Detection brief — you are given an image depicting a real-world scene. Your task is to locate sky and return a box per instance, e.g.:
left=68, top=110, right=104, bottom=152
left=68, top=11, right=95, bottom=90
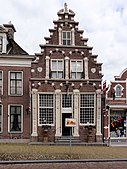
left=0, top=0, right=127, bottom=84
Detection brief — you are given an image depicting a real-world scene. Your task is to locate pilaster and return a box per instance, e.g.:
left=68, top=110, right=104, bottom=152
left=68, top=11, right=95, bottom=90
left=31, top=89, right=38, bottom=141
left=55, top=89, right=62, bottom=137
left=73, top=89, right=79, bottom=137
left=96, top=89, right=102, bottom=142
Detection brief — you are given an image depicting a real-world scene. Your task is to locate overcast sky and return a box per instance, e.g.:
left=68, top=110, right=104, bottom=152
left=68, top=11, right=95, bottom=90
left=0, top=0, right=127, bottom=83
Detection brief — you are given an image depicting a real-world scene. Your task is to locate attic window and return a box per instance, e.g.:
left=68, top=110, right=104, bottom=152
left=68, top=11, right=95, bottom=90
left=0, top=36, right=3, bottom=53
left=62, top=31, right=71, bottom=45
left=116, top=85, right=122, bottom=97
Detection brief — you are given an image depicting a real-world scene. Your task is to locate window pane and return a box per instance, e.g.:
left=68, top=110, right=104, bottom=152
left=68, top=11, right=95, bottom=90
left=62, top=94, right=72, bottom=108
left=77, top=61, right=82, bottom=71
left=77, top=72, right=82, bottom=79
left=71, top=61, right=76, bottom=72
left=51, top=72, right=57, bottom=78
left=58, top=72, right=63, bottom=79
left=67, top=32, right=71, bottom=38
left=63, top=32, right=66, bottom=38
left=52, top=61, right=57, bottom=70
left=58, top=61, right=63, bottom=70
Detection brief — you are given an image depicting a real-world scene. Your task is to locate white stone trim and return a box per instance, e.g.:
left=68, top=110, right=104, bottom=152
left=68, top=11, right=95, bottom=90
left=71, top=28, right=75, bottom=46
left=58, top=27, right=62, bottom=45
left=96, top=89, right=102, bottom=136
left=73, top=89, right=79, bottom=137
left=84, top=57, right=89, bottom=79
left=55, top=89, right=62, bottom=137
left=45, top=56, right=50, bottom=79
left=65, top=56, right=69, bottom=79
left=31, top=89, right=38, bottom=137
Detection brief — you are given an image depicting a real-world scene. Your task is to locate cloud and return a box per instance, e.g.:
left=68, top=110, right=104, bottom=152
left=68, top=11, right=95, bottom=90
left=0, top=0, right=127, bottom=82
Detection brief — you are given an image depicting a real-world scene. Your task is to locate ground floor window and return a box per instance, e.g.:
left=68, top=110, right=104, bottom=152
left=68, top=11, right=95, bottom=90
left=39, top=94, right=54, bottom=125
left=0, top=105, right=2, bottom=132
left=9, top=105, right=22, bottom=132
left=110, top=110, right=126, bottom=137
left=80, top=94, right=95, bottom=125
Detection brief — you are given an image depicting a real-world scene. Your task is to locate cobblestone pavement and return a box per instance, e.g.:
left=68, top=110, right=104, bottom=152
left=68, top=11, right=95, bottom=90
left=0, top=162, right=127, bottom=169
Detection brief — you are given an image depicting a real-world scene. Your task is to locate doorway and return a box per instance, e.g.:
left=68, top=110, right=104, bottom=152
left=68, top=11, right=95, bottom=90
left=62, top=113, right=72, bottom=136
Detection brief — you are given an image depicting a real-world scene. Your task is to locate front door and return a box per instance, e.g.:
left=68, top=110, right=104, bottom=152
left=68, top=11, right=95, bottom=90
left=62, top=113, right=72, bottom=136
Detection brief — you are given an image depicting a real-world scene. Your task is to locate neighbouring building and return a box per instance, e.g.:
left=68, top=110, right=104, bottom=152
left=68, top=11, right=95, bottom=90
left=0, top=22, right=34, bottom=142
left=105, top=69, right=127, bottom=145
left=0, top=4, right=104, bottom=144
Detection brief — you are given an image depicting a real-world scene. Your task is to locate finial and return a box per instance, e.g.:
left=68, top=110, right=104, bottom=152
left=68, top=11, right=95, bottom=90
left=8, top=21, right=12, bottom=24
left=64, top=3, right=68, bottom=12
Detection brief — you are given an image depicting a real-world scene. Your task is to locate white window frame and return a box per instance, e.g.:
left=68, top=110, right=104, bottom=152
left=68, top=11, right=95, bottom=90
left=8, top=71, right=23, bottom=96
left=0, top=104, right=3, bottom=133
left=70, top=60, right=83, bottom=79
left=0, top=33, right=7, bottom=54
left=0, top=71, right=3, bottom=95
left=38, top=93, right=54, bottom=126
left=80, top=93, right=95, bottom=126
left=51, top=59, right=64, bottom=79
left=62, top=31, right=71, bottom=45
left=8, top=104, right=23, bottom=133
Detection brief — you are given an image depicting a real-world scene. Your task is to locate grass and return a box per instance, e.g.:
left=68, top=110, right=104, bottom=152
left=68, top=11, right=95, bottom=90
left=0, top=143, right=127, bottom=160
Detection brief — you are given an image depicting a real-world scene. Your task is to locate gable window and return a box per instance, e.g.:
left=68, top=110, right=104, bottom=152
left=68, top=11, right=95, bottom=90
left=9, top=105, right=22, bottom=132
left=62, top=31, right=71, bottom=45
left=51, top=60, right=63, bottom=79
left=116, top=85, right=122, bottom=97
left=39, top=94, right=54, bottom=125
left=80, top=94, right=95, bottom=125
left=0, top=71, right=3, bottom=95
left=0, top=36, right=3, bottom=53
left=9, top=72, right=23, bottom=95
left=0, top=105, right=2, bottom=132
left=70, top=60, right=83, bottom=79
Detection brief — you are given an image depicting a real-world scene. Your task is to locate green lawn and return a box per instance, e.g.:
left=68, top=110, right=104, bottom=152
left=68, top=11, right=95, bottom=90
left=0, top=143, right=127, bottom=160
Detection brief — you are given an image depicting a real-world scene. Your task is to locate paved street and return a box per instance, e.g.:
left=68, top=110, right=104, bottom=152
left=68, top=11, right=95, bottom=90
left=0, top=161, right=127, bottom=169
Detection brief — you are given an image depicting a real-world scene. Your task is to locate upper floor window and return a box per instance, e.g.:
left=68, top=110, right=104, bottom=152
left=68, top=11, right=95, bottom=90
left=80, top=94, right=95, bottom=125
left=0, top=36, right=3, bottom=53
left=0, top=71, right=3, bottom=95
left=62, top=31, right=71, bottom=45
left=51, top=60, right=64, bottom=79
left=39, top=94, right=54, bottom=125
left=70, top=60, right=83, bottom=79
left=116, top=85, right=122, bottom=97
left=9, top=105, right=22, bottom=132
left=9, top=72, right=23, bottom=95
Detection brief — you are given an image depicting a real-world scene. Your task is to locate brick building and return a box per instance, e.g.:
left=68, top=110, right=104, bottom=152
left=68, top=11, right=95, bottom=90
left=0, top=4, right=104, bottom=143
left=105, top=69, right=127, bottom=145
left=0, top=22, right=34, bottom=142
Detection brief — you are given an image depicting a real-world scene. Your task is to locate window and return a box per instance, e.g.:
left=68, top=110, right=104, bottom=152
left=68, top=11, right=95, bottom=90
left=0, top=71, right=3, bottom=95
left=70, top=60, right=83, bottom=79
left=51, top=60, right=63, bottom=79
left=80, top=94, right=95, bottom=125
left=62, top=94, right=72, bottom=108
left=0, top=36, right=3, bottom=53
left=9, top=72, right=23, bottom=95
left=9, top=105, right=22, bottom=132
left=116, top=85, right=122, bottom=97
left=39, top=94, right=54, bottom=125
left=0, top=105, right=2, bottom=132
left=62, top=31, right=71, bottom=45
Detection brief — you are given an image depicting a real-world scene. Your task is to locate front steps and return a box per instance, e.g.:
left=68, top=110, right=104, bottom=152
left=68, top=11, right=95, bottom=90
left=55, top=136, right=81, bottom=145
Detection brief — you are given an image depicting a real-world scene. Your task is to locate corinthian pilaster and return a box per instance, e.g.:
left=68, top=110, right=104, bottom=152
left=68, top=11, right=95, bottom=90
left=31, top=89, right=38, bottom=141
left=96, top=89, right=102, bottom=142
left=73, top=89, right=79, bottom=137
left=55, top=89, right=61, bottom=137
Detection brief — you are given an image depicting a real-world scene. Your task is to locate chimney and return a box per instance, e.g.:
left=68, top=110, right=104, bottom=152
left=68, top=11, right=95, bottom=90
left=3, top=21, right=16, bottom=39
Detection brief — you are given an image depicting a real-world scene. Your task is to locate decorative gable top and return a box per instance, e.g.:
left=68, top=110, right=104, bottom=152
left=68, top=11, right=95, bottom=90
left=57, top=3, right=75, bottom=16
left=0, top=25, right=8, bottom=33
